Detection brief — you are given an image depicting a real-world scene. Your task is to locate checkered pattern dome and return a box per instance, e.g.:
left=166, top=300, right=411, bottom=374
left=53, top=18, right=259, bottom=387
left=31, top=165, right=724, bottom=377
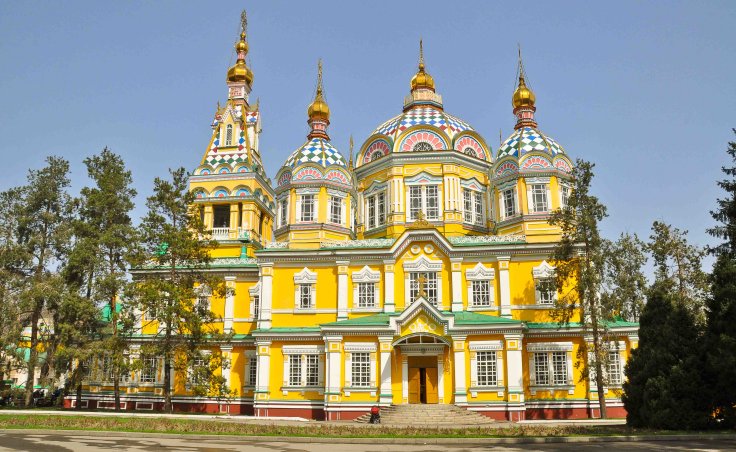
left=284, top=137, right=347, bottom=169
left=371, top=107, right=474, bottom=142
left=497, top=127, right=566, bottom=159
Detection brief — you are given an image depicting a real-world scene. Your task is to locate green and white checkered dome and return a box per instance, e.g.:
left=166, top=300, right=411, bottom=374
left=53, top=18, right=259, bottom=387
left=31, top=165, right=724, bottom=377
left=284, top=137, right=347, bottom=169
left=497, top=126, right=566, bottom=159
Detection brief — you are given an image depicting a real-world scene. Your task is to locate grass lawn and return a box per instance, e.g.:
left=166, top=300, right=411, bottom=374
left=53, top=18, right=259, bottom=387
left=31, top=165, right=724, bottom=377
left=0, top=414, right=714, bottom=438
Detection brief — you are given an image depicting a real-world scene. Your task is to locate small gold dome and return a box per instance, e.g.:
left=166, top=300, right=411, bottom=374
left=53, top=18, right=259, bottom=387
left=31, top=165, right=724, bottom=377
left=308, top=60, right=330, bottom=121
left=410, top=39, right=435, bottom=92
left=227, top=32, right=254, bottom=85
left=512, top=75, right=535, bottom=109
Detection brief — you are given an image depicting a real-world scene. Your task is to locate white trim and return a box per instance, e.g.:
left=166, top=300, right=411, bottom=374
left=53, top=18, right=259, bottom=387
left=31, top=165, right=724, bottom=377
left=469, top=340, right=503, bottom=351
left=527, top=342, right=573, bottom=352
left=351, top=265, right=381, bottom=283
left=282, top=345, right=325, bottom=355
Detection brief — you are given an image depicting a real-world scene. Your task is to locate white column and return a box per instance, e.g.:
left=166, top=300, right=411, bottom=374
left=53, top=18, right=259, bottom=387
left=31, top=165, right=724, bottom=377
left=324, top=336, right=342, bottom=404
left=254, top=340, right=271, bottom=409
left=224, top=276, right=236, bottom=333
left=336, top=261, right=349, bottom=320
left=401, top=356, right=409, bottom=403
left=504, top=334, right=524, bottom=413
left=258, top=263, right=273, bottom=329
left=452, top=336, right=467, bottom=404
left=498, top=256, right=511, bottom=317
left=451, top=257, right=463, bottom=312
left=383, top=260, right=395, bottom=313
left=379, top=337, right=393, bottom=405
left=220, top=345, right=233, bottom=390
left=437, top=354, right=445, bottom=403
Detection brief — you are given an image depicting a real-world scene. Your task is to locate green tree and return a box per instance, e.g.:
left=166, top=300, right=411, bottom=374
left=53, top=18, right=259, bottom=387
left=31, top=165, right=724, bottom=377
left=64, top=148, right=140, bottom=410
left=648, top=221, right=709, bottom=324
left=622, top=281, right=708, bottom=429
left=704, top=129, right=736, bottom=427
left=601, top=233, right=647, bottom=322
left=549, top=159, right=618, bottom=418
left=15, top=157, right=74, bottom=406
left=131, top=168, right=226, bottom=413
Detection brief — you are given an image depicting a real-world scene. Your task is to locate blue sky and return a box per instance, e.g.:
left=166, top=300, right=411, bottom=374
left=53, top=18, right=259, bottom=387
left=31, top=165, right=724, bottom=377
left=1, top=1, right=734, bottom=254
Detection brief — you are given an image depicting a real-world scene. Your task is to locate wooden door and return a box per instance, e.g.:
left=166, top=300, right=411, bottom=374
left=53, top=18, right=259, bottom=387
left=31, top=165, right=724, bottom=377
left=408, top=367, right=420, bottom=404
left=425, top=367, right=439, bottom=404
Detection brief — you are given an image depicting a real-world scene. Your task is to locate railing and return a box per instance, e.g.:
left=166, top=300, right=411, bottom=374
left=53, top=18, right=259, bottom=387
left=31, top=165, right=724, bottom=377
left=208, top=227, right=255, bottom=241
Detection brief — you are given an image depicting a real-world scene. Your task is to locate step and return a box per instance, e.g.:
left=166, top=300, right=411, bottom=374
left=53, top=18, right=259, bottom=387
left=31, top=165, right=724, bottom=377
left=354, top=404, right=495, bottom=425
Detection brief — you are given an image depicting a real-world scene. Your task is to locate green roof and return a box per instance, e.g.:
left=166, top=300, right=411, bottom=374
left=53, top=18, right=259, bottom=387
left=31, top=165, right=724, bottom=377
left=450, top=311, right=523, bottom=325
left=252, top=327, right=321, bottom=334
left=322, top=313, right=392, bottom=327
left=526, top=319, right=639, bottom=330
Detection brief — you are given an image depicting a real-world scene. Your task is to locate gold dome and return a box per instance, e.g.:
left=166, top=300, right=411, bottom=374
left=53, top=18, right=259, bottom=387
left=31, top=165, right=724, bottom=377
left=227, top=32, right=254, bottom=85
left=308, top=60, right=330, bottom=121
left=512, top=74, right=535, bottom=109
left=410, top=39, right=435, bottom=92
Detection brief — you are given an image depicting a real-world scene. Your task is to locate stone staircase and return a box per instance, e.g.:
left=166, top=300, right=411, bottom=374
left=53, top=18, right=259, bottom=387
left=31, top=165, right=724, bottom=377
left=353, top=404, right=496, bottom=427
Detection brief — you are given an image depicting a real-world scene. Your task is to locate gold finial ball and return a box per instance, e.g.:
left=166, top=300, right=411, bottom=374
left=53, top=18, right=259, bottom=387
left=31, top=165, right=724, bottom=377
left=227, top=61, right=254, bottom=85
left=512, top=77, right=535, bottom=109
left=308, top=96, right=330, bottom=121
left=411, top=70, right=435, bottom=92
left=235, top=39, right=248, bottom=54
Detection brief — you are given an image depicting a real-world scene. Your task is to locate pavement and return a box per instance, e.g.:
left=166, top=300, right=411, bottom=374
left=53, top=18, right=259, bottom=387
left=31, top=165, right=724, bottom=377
left=0, top=430, right=735, bottom=451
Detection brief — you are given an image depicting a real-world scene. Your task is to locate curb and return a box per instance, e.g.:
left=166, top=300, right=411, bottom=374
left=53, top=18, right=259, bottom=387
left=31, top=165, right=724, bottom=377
left=1, top=429, right=735, bottom=445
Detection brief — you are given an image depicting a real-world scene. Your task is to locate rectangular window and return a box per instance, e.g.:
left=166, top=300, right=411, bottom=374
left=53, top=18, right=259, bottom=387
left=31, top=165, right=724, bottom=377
left=377, top=192, right=386, bottom=226
left=305, top=355, right=319, bottom=386
left=351, top=352, right=371, bottom=388
left=463, top=190, right=473, bottom=223
left=252, top=294, right=260, bottom=319
left=476, top=351, right=497, bottom=387
left=503, top=188, right=516, bottom=218
left=329, top=196, right=342, bottom=225
left=537, top=279, right=555, bottom=305
left=471, top=280, right=492, bottom=307
left=425, top=185, right=439, bottom=219
left=298, top=284, right=313, bottom=309
left=140, top=356, right=157, bottom=384
left=196, top=288, right=211, bottom=313
left=357, top=283, right=376, bottom=308
left=533, top=352, right=549, bottom=386
left=213, top=205, right=230, bottom=228
left=552, top=352, right=568, bottom=385
left=225, top=124, right=233, bottom=146
left=288, top=355, right=302, bottom=386
left=409, top=186, right=422, bottom=220
left=607, top=351, right=622, bottom=386
left=300, top=195, right=315, bottom=222
left=248, top=356, right=258, bottom=386
left=409, top=272, right=438, bottom=306
left=188, top=356, right=207, bottom=386
left=531, top=184, right=548, bottom=213
left=560, top=185, right=570, bottom=209
left=367, top=196, right=376, bottom=229
left=473, top=191, right=483, bottom=225
left=279, top=200, right=288, bottom=227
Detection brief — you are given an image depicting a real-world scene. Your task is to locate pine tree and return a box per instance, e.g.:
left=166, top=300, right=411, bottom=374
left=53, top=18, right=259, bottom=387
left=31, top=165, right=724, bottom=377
left=601, top=233, right=647, bottom=322
left=64, top=148, right=140, bottom=410
left=131, top=168, right=225, bottom=413
left=15, top=157, right=74, bottom=406
left=623, top=281, right=708, bottom=429
left=704, top=129, right=736, bottom=427
left=549, top=159, right=615, bottom=418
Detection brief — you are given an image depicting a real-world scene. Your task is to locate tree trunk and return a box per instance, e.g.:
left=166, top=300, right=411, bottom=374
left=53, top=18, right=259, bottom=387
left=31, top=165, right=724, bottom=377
left=75, top=363, right=83, bottom=411
left=591, top=321, right=608, bottom=419
left=24, top=307, right=40, bottom=407
left=112, top=297, right=121, bottom=412
left=163, top=353, right=172, bottom=413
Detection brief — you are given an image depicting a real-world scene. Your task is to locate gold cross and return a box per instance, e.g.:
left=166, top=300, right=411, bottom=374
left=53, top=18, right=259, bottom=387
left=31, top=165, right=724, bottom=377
left=416, top=275, right=427, bottom=299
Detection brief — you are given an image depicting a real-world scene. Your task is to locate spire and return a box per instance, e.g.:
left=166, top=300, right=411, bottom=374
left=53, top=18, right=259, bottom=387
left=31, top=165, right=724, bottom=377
left=307, top=59, right=330, bottom=140
left=348, top=135, right=354, bottom=169
left=419, top=38, right=425, bottom=71
left=227, top=10, right=254, bottom=97
left=410, top=38, right=435, bottom=93
left=512, top=45, right=537, bottom=129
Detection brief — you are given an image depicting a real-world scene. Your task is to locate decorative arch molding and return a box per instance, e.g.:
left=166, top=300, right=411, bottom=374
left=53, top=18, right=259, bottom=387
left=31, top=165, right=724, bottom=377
left=193, top=188, right=209, bottom=199
left=495, top=160, right=519, bottom=177
left=397, top=129, right=448, bottom=153
left=403, top=255, right=443, bottom=272
left=454, top=135, right=487, bottom=160
left=293, top=166, right=324, bottom=182
left=404, top=171, right=443, bottom=186
left=520, top=155, right=553, bottom=171
left=554, top=157, right=573, bottom=174
left=211, top=187, right=229, bottom=198
left=364, top=180, right=388, bottom=196
left=351, top=265, right=381, bottom=283
left=235, top=165, right=250, bottom=174
left=362, top=139, right=391, bottom=164
left=293, top=267, right=318, bottom=284
left=324, top=169, right=351, bottom=186
left=465, top=262, right=496, bottom=281
left=277, top=170, right=292, bottom=187
left=532, top=260, right=555, bottom=279
left=197, top=165, right=215, bottom=176
left=460, top=177, right=486, bottom=192
left=233, top=186, right=251, bottom=197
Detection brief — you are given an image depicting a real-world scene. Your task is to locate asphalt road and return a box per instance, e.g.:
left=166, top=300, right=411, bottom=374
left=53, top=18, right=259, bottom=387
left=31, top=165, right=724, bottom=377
left=0, top=432, right=734, bottom=452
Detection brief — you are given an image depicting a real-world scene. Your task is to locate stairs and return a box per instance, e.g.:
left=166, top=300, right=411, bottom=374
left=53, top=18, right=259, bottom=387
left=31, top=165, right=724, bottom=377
left=353, top=404, right=495, bottom=427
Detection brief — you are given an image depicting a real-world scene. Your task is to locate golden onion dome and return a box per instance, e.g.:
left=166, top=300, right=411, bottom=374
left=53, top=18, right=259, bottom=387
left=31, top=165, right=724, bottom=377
left=227, top=32, right=254, bottom=85
left=512, top=74, right=535, bottom=109
left=410, top=39, right=435, bottom=92
left=308, top=60, right=330, bottom=121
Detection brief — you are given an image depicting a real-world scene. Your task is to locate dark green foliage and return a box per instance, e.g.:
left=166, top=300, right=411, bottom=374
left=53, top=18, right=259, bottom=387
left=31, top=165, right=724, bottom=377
left=623, top=282, right=709, bottom=429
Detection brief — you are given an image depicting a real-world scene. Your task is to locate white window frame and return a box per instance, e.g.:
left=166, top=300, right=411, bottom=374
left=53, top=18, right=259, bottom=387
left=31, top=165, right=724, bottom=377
left=277, top=197, right=289, bottom=228
left=326, top=189, right=347, bottom=226
left=244, top=350, right=257, bottom=387
left=527, top=342, right=574, bottom=391
left=403, top=256, right=443, bottom=307
left=405, top=174, right=442, bottom=221
left=500, top=185, right=518, bottom=220
left=365, top=191, right=387, bottom=230
left=195, top=285, right=212, bottom=313
left=351, top=265, right=381, bottom=311
left=139, top=355, right=159, bottom=384
left=589, top=341, right=627, bottom=390
left=559, top=182, right=571, bottom=210
left=249, top=282, right=261, bottom=320
left=281, top=345, right=325, bottom=389
left=461, top=182, right=485, bottom=226
left=225, top=124, right=233, bottom=146
left=465, top=263, right=496, bottom=310
left=295, top=188, right=319, bottom=223
left=293, top=268, right=317, bottom=311
left=469, top=341, right=504, bottom=390
left=186, top=351, right=211, bottom=389
left=533, top=260, right=557, bottom=305
left=344, top=343, right=377, bottom=390
left=529, top=183, right=549, bottom=213
left=525, top=177, right=552, bottom=214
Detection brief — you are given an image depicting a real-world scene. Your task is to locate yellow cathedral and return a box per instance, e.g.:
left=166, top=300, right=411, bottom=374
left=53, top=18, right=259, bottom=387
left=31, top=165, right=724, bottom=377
left=75, top=13, right=638, bottom=421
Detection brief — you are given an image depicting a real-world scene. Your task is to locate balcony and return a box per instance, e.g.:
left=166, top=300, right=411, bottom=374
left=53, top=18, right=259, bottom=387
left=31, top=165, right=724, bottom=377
left=208, top=227, right=257, bottom=242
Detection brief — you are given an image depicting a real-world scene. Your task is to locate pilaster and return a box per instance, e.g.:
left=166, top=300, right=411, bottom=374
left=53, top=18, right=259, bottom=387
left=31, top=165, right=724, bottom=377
left=498, top=256, right=511, bottom=317
left=383, top=260, right=395, bottom=313
left=255, top=340, right=271, bottom=401
left=336, top=261, right=349, bottom=320
left=504, top=334, right=525, bottom=419
left=223, top=276, right=236, bottom=333
left=450, top=257, right=463, bottom=311
left=258, top=263, right=273, bottom=329
left=452, top=336, right=467, bottom=404
left=378, top=337, right=393, bottom=405
left=220, top=345, right=233, bottom=390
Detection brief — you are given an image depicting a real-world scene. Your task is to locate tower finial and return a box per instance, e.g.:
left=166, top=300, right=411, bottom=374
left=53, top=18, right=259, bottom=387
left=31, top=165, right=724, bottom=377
left=348, top=135, right=354, bottom=169
left=227, top=10, right=254, bottom=89
left=240, top=9, right=247, bottom=36
left=316, top=59, right=323, bottom=97
left=512, top=44, right=537, bottom=129
left=419, top=38, right=425, bottom=70
left=307, top=59, right=330, bottom=138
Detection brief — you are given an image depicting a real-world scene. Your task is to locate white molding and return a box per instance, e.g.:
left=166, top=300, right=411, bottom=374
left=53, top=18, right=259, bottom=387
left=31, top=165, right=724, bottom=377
left=282, top=345, right=325, bottom=355
left=351, top=265, right=381, bottom=283
left=527, top=342, right=573, bottom=352
left=293, top=267, right=318, bottom=284
left=403, top=255, right=443, bottom=272
left=344, top=342, right=377, bottom=352
left=465, top=262, right=496, bottom=281
left=404, top=171, right=442, bottom=185
left=469, top=340, right=503, bottom=351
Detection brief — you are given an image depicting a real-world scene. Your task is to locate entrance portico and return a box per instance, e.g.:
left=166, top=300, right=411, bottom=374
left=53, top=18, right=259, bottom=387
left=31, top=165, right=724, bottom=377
left=393, top=333, right=448, bottom=404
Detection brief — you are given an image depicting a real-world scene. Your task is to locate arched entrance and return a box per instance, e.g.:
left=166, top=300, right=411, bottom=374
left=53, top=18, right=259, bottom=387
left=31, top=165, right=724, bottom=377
left=393, top=333, right=449, bottom=404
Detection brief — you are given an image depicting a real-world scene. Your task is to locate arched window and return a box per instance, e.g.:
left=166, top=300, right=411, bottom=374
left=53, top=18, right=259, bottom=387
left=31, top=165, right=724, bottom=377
left=225, top=124, right=233, bottom=146
left=413, top=142, right=434, bottom=152
left=463, top=147, right=476, bottom=157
